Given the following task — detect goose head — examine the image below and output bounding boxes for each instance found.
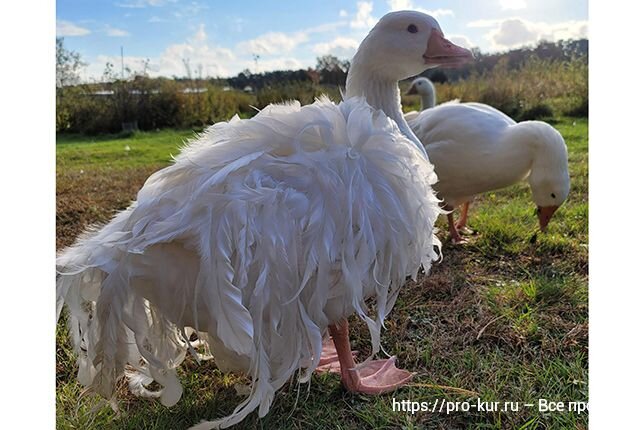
[530,176,570,232]
[406,77,436,109]
[346,11,472,155]
[406,77,433,95]
[350,11,473,83]
[525,124,571,231]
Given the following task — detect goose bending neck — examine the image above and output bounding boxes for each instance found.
[345,59,428,157]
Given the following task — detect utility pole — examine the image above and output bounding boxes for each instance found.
[121,46,124,80]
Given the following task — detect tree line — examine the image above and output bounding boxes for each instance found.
[56,38,588,134]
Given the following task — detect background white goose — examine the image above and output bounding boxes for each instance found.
[56,11,472,429]
[404,76,436,122]
[405,83,570,243]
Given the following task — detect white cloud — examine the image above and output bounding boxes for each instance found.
[158,24,235,76]
[237,31,309,56]
[87,24,236,79]
[82,19,356,80]
[486,18,588,50]
[148,16,167,23]
[159,45,234,77]
[90,54,150,78]
[541,20,589,41]
[468,19,502,28]
[339,9,348,18]
[500,0,527,10]
[254,58,304,73]
[106,26,130,37]
[387,0,454,18]
[56,20,91,37]
[351,1,376,29]
[422,8,454,19]
[313,37,359,58]
[387,0,412,10]
[490,19,537,48]
[112,24,308,78]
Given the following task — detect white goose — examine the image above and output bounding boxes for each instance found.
[56,11,472,429]
[405,80,570,243]
[404,76,436,122]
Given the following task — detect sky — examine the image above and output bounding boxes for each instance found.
[56,0,588,81]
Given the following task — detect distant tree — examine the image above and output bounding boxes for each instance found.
[425,69,448,84]
[101,61,137,129]
[306,68,320,85]
[56,38,87,131]
[315,55,350,86]
[315,55,348,73]
[56,37,86,88]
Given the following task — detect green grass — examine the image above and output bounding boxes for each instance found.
[56,117,588,429]
[56,129,200,170]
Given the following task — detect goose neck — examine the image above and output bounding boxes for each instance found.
[346,67,427,157]
[421,91,435,110]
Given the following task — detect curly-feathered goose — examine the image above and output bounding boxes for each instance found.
[56,11,472,428]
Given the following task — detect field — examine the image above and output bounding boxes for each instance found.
[56,117,588,429]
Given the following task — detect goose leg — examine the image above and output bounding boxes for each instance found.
[456,202,470,230]
[447,212,466,244]
[455,202,475,235]
[327,319,413,394]
[315,338,358,374]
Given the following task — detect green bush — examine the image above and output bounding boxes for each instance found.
[519,104,554,121]
[403,56,588,120]
[56,79,263,134]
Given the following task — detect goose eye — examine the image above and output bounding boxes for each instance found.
[407,24,418,33]
[551,193,556,198]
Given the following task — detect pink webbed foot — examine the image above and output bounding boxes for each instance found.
[327,320,414,394]
[343,356,414,394]
[315,338,357,374]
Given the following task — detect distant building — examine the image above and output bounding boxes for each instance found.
[182,88,208,94]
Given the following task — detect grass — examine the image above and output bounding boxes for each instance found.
[56,117,588,429]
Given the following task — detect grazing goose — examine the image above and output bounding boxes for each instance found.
[406,99,570,243]
[56,11,472,429]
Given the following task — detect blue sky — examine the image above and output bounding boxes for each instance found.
[56,0,588,81]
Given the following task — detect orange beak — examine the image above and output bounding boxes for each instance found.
[423,29,474,68]
[537,205,559,231]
